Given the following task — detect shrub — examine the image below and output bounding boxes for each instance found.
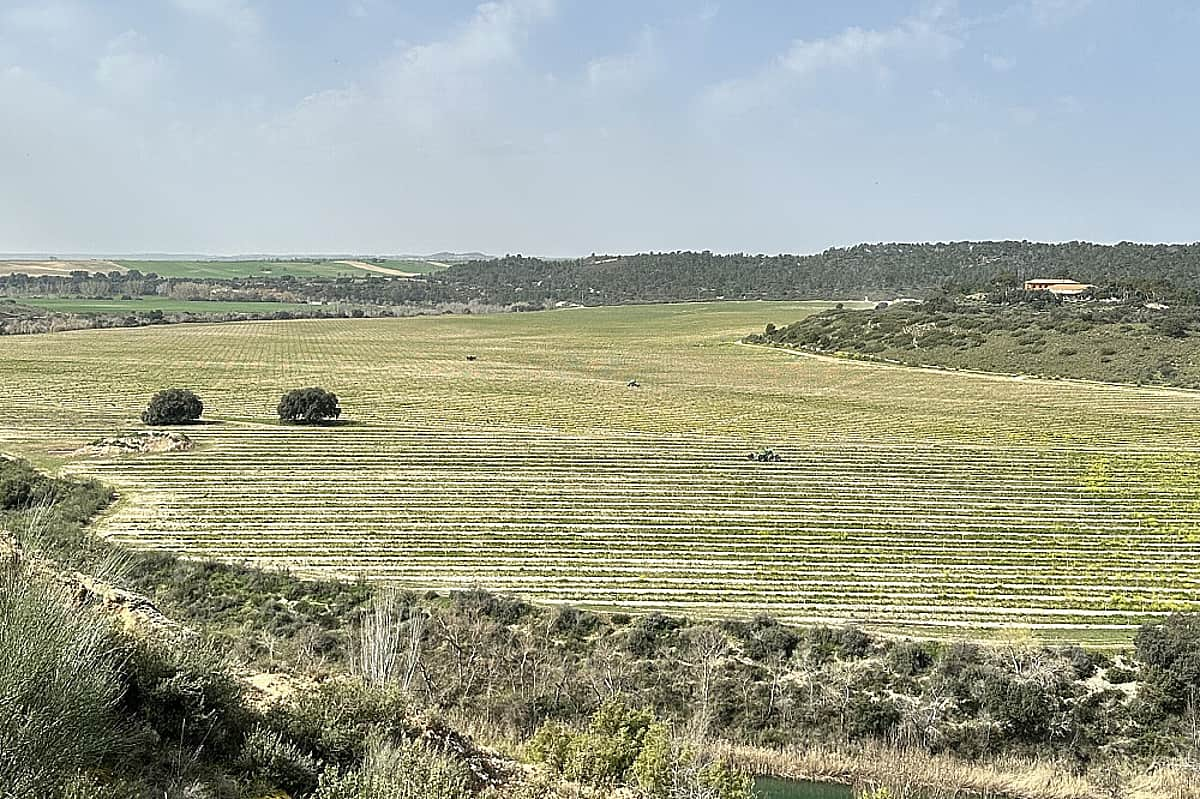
[264,680,413,770]
[630,722,673,796]
[0,458,54,510]
[626,612,683,656]
[549,605,601,638]
[314,739,472,799]
[887,640,934,677]
[119,637,253,764]
[237,725,322,796]
[141,388,203,425]
[531,700,654,786]
[527,721,573,772]
[278,387,341,424]
[724,615,799,662]
[0,566,126,798]
[450,588,531,624]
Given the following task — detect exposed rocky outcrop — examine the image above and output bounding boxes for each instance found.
[2,532,192,640]
[74,430,194,457]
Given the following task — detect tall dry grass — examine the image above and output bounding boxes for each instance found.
[714,741,1099,799]
[354,589,424,689]
[718,740,1200,799]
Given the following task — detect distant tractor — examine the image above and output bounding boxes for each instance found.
[466,355,478,361]
[748,448,782,463]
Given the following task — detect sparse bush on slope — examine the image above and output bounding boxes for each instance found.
[0,565,125,799]
[314,739,474,799]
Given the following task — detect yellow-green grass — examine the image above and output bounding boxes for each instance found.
[0,301,1197,645]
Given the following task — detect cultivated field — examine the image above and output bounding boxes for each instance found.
[1,302,1198,644]
[113,259,447,279]
[0,259,126,276]
[19,298,318,315]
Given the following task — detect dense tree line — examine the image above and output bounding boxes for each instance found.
[435,242,1200,306]
[7,242,1200,320]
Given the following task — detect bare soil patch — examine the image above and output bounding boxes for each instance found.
[332,259,417,277]
[0,260,125,276]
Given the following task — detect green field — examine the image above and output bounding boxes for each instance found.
[1,301,1198,644]
[20,297,318,315]
[115,259,448,279]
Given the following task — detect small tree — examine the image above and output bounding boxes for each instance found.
[141,389,203,425]
[278,387,341,425]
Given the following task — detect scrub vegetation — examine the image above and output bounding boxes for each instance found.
[751,287,1200,389]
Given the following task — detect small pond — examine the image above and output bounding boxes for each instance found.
[754,777,853,799]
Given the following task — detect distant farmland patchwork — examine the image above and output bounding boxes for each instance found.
[1,302,1198,644]
[18,298,317,315]
[0,258,448,279]
[113,259,448,278]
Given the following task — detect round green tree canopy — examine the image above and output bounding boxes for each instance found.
[278,387,341,424]
[141,389,203,425]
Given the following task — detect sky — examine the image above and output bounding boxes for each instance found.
[0,0,1196,256]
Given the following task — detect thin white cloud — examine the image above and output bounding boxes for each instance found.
[366,0,555,131]
[1030,0,1093,27]
[95,31,168,99]
[586,29,657,91]
[169,0,260,39]
[391,0,554,75]
[704,9,961,116]
[985,53,1016,72]
[1,2,89,45]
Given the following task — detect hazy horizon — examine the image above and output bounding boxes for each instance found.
[8,235,1200,265]
[3,1,1198,255]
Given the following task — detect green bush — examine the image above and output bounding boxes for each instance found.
[119,637,252,764]
[527,721,572,772]
[630,721,673,796]
[314,740,472,799]
[265,679,413,770]
[0,458,54,511]
[530,701,751,798]
[531,700,653,786]
[236,724,322,796]
[0,566,126,799]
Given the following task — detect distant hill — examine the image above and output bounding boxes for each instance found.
[418,251,494,262]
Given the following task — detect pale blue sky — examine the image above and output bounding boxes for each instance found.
[0,0,1195,255]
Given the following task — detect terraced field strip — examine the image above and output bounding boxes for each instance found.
[0,301,1197,644]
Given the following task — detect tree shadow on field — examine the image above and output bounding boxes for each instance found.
[273,418,364,428]
[139,419,224,428]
